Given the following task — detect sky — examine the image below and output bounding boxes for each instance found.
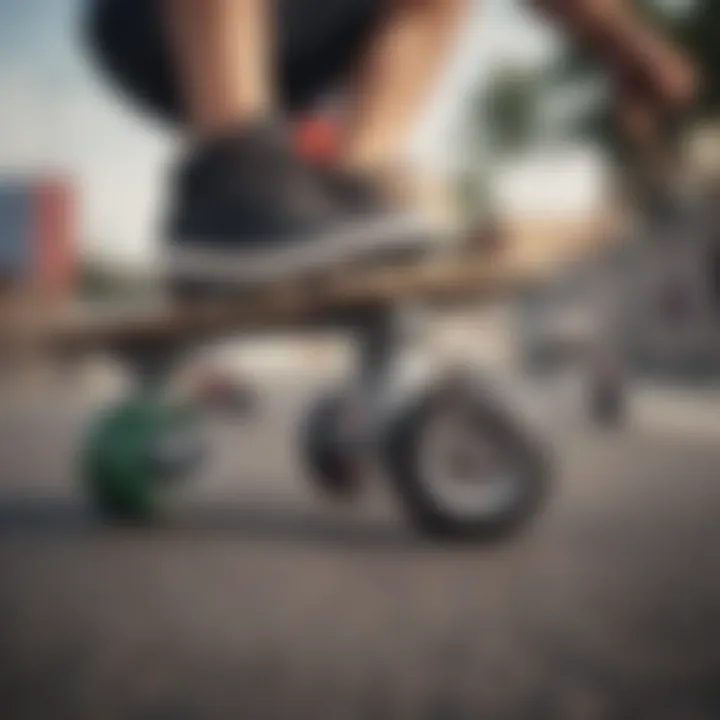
[0,0,607,267]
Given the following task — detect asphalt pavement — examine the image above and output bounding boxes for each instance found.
[1,370,719,719]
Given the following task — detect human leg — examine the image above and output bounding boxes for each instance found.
[161,0,274,137]
[342,0,469,173]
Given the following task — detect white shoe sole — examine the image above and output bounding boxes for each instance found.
[163,214,443,286]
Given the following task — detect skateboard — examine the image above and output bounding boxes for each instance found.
[0,244,586,539]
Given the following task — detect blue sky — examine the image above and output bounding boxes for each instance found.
[0,0,604,266]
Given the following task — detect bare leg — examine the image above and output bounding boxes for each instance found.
[162,0,274,138]
[530,0,695,110]
[342,0,691,174]
[532,0,696,201]
[342,0,469,173]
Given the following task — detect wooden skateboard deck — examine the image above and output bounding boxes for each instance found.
[0,237,608,358]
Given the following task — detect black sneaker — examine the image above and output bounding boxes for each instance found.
[164,121,437,287]
[316,165,456,250]
[314,165,390,215]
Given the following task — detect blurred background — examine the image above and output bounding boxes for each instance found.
[1,1,720,718]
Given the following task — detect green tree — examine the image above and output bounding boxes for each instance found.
[457,65,543,222]
[482,66,543,155]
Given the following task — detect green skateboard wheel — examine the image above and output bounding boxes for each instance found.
[83,397,201,521]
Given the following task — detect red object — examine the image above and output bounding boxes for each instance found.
[293,115,343,165]
[33,178,76,298]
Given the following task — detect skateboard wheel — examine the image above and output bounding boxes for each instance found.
[82,398,203,521]
[589,383,626,427]
[383,380,550,539]
[588,358,627,428]
[300,390,364,499]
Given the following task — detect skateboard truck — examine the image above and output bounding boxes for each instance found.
[116,339,185,393]
[350,303,424,443]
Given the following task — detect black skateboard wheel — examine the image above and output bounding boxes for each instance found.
[587,353,627,428]
[300,389,365,499]
[588,374,627,428]
[382,378,551,539]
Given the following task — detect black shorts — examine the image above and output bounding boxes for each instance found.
[87,0,382,123]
